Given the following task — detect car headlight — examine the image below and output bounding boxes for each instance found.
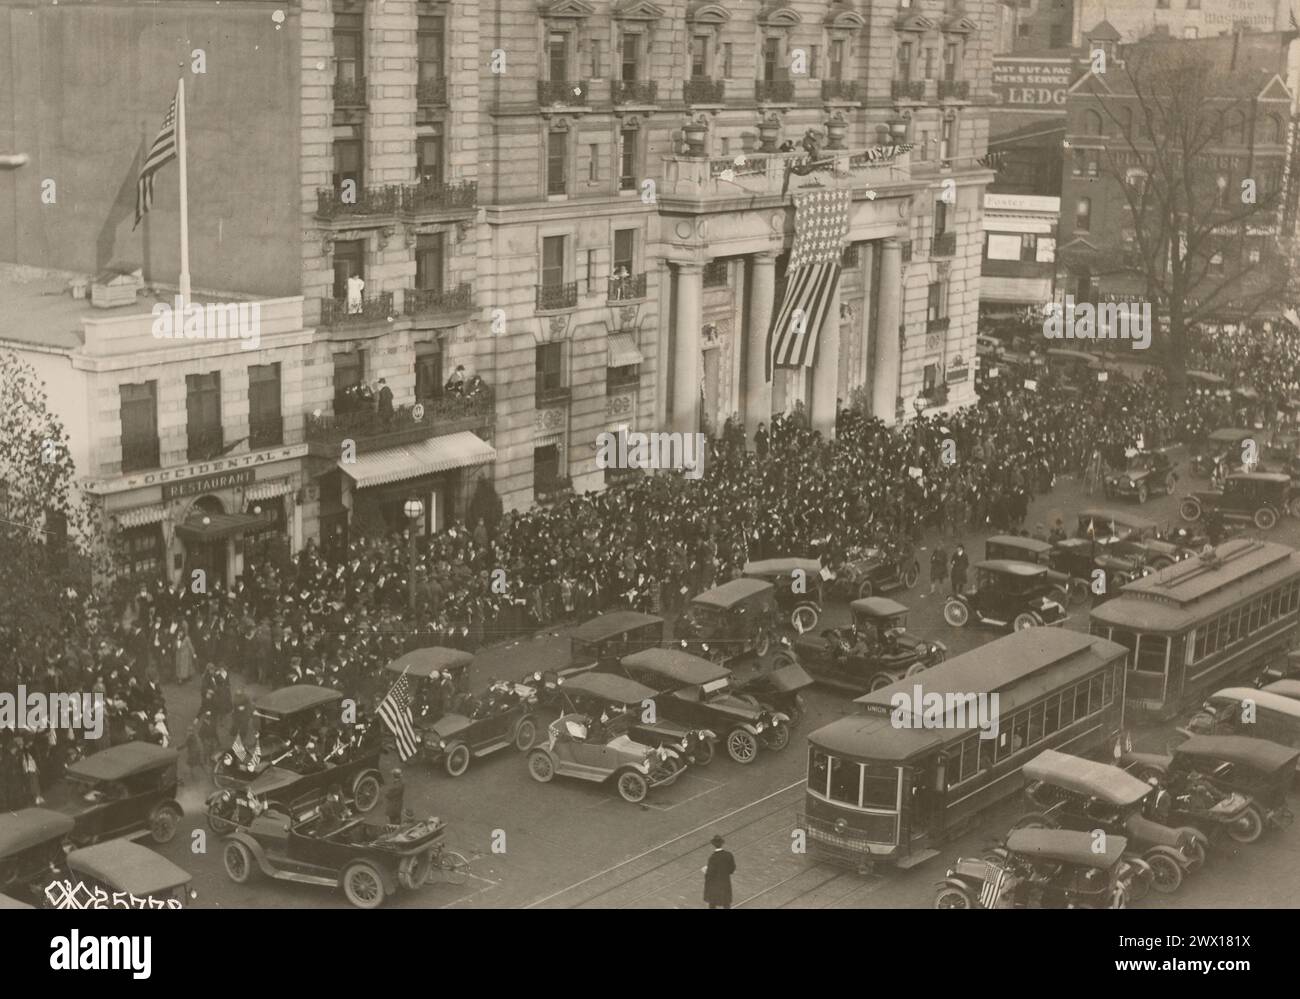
[1127,479,1136,488]
[754,721,766,733]
[701,729,717,741]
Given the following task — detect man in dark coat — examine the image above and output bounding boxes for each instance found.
[702,834,735,909]
[376,378,394,426]
[384,768,406,825]
[949,545,968,597]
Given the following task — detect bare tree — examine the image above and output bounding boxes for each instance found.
[1064,41,1296,404]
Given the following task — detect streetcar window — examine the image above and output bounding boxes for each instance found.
[1026,702,1045,745]
[979,734,996,771]
[1010,711,1029,753]
[1110,628,1138,659]
[1089,674,1105,709]
[808,747,830,796]
[862,764,899,808]
[1042,693,1061,735]
[829,756,861,805]
[1059,687,1076,726]
[1135,635,1168,675]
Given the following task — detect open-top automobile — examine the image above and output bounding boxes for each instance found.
[415,678,540,777]
[1075,508,1193,569]
[525,713,685,803]
[61,742,183,847]
[559,672,718,766]
[943,560,1069,631]
[824,541,921,600]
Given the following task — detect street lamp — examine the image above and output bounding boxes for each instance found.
[403,497,425,611]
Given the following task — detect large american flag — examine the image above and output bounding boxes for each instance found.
[378,671,419,762]
[980,862,1009,909]
[134,90,178,230]
[767,189,851,376]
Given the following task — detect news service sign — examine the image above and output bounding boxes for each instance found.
[992,56,1081,109]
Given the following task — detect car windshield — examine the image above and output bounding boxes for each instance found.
[1128,454,1158,472]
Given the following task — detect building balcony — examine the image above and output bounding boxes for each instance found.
[187,428,225,463]
[821,80,863,102]
[535,384,572,407]
[683,78,725,105]
[538,80,589,106]
[931,232,957,257]
[305,392,493,457]
[920,383,949,407]
[536,282,578,311]
[607,372,640,395]
[121,436,160,474]
[319,292,395,328]
[399,179,477,217]
[938,79,970,101]
[535,475,573,503]
[891,80,926,101]
[755,79,795,103]
[404,282,474,318]
[607,273,647,302]
[613,80,658,105]
[248,416,284,450]
[333,76,367,108]
[316,184,401,221]
[659,147,911,205]
[416,75,448,107]
[926,316,951,334]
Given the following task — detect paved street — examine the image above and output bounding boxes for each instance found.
[138,445,1300,909]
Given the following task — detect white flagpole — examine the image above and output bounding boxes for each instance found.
[176,77,191,304]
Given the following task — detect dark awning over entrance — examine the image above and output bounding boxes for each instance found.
[175,511,271,542]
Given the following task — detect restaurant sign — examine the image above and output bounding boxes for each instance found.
[86,443,310,496]
[992,57,1079,110]
[162,469,255,501]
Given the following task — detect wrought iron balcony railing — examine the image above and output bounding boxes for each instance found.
[536,282,578,311]
[607,273,647,301]
[926,316,951,334]
[535,383,572,406]
[613,80,658,104]
[416,75,448,106]
[891,80,926,101]
[121,436,160,473]
[334,76,367,108]
[538,80,589,106]
[400,179,477,214]
[320,291,395,327]
[821,80,862,102]
[931,232,957,257]
[606,372,641,394]
[404,282,474,316]
[755,80,795,103]
[248,416,284,450]
[306,394,493,453]
[317,184,401,219]
[938,79,970,100]
[683,79,725,104]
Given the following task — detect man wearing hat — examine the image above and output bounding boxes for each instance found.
[701,834,735,909]
[385,768,406,826]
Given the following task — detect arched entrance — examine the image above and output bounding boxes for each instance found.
[182,495,229,590]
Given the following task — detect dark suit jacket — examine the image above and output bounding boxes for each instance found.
[704,849,735,906]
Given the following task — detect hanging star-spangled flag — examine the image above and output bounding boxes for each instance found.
[134,88,179,230]
[378,670,418,762]
[767,189,851,376]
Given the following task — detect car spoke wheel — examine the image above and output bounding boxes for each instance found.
[791,605,819,634]
[1164,472,1177,494]
[857,579,874,599]
[1136,483,1149,504]
[901,562,920,589]
[527,749,555,782]
[206,810,235,835]
[726,729,759,764]
[1228,805,1264,844]
[933,886,973,909]
[445,744,472,777]
[691,739,715,767]
[943,600,969,627]
[1011,813,1055,831]
[1254,506,1278,530]
[616,770,649,803]
[352,773,381,812]
[1182,836,1207,872]
[1013,612,1040,631]
[762,721,791,751]
[150,806,180,844]
[1146,851,1183,893]
[514,718,537,751]
[771,651,797,670]
[1124,858,1153,902]
[904,661,929,678]
[223,841,255,884]
[869,673,895,691]
[398,852,431,890]
[342,862,386,909]
[754,631,771,657]
[650,758,681,787]
[1179,499,1202,522]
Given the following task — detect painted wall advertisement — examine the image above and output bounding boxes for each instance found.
[992,57,1081,109]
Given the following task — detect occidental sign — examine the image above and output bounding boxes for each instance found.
[85,443,309,496]
[992,57,1080,109]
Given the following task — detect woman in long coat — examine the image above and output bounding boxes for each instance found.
[174,623,196,684]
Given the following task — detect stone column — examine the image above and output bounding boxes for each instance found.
[672,263,703,435]
[811,280,841,436]
[856,242,875,392]
[872,239,903,424]
[744,252,777,437]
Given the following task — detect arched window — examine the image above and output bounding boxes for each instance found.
[1228,110,1247,144]
[1264,114,1282,144]
[1083,109,1104,136]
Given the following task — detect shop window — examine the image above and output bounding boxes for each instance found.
[534,443,562,491]
[120,524,164,580]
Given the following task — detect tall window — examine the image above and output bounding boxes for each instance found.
[415,342,443,401]
[934,199,949,235]
[333,351,365,412]
[534,444,562,491]
[415,233,445,293]
[722,42,733,77]
[333,132,363,193]
[922,47,935,79]
[940,117,955,159]
[536,343,565,397]
[621,33,640,80]
[927,281,944,320]
[120,382,159,472]
[186,371,223,461]
[547,130,567,195]
[548,33,569,80]
[333,239,365,300]
[943,42,959,81]
[248,364,283,448]
[1049,21,1069,48]
[613,228,635,276]
[1084,109,1104,136]
[417,128,444,187]
[334,14,363,84]
[691,35,709,78]
[1075,196,1092,232]
[121,526,163,580]
[829,39,845,80]
[898,41,913,82]
[542,235,566,289]
[762,37,780,80]
[417,16,444,83]
[619,129,637,191]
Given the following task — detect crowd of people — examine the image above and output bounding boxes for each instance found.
[0,331,1273,810]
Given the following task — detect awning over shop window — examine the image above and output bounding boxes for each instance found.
[114,505,167,530]
[337,431,496,490]
[607,333,644,368]
[245,479,296,502]
[175,511,272,543]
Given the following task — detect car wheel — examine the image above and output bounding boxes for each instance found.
[149,804,181,844]
[1289,496,1300,519]
[1011,813,1056,831]
[933,886,974,910]
[1013,612,1040,631]
[857,579,874,599]
[1179,498,1203,522]
[762,721,791,751]
[398,852,432,891]
[1164,472,1178,495]
[206,809,235,835]
[222,840,255,885]
[904,661,929,678]
[1228,804,1265,844]
[352,773,381,812]
[616,770,649,803]
[651,757,682,787]
[726,728,760,764]
[1180,834,1207,873]
[1254,506,1278,530]
[943,599,969,627]
[1137,483,1149,504]
[771,650,797,670]
[1123,857,1154,902]
[444,743,472,778]
[869,673,895,691]
[514,717,537,751]
[791,604,819,634]
[1145,850,1183,894]
[527,750,555,782]
[754,630,772,657]
[692,739,715,767]
[342,862,386,909]
[1051,584,1073,609]
[901,562,920,589]
[1111,885,1129,910]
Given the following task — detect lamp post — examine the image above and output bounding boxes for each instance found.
[404,498,425,611]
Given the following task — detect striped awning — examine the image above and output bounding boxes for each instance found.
[337,431,496,490]
[608,333,644,367]
[245,478,295,502]
[114,505,167,529]
[175,511,270,542]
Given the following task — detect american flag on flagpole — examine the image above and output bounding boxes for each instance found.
[378,670,419,762]
[134,88,179,230]
[766,189,852,376]
[980,862,1009,908]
